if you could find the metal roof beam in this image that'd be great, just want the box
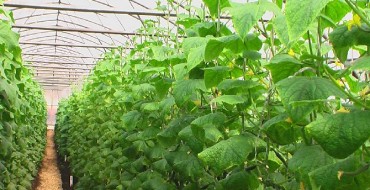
[13,24,181,37]
[20,41,120,49]
[23,53,102,59]
[25,64,93,70]
[24,60,96,65]
[4,2,178,17]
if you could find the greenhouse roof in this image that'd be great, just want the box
[4,0,209,90]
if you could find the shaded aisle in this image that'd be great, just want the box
[36,130,62,190]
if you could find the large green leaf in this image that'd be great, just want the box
[262,113,300,145]
[211,95,246,105]
[288,145,334,185]
[179,126,204,153]
[306,111,370,159]
[204,39,226,62]
[191,113,226,143]
[218,79,259,92]
[202,0,230,17]
[198,134,262,173]
[220,171,260,190]
[322,1,351,29]
[329,25,370,63]
[187,45,205,71]
[265,54,302,83]
[229,3,267,40]
[272,15,289,46]
[276,76,346,121]
[165,151,204,181]
[351,55,370,71]
[121,110,141,131]
[0,21,20,53]
[203,66,229,88]
[309,157,358,190]
[286,0,333,41]
[0,79,18,105]
[173,79,206,106]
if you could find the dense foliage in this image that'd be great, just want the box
[55,0,370,189]
[0,2,47,189]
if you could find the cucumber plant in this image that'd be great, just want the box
[55,0,370,189]
[0,2,48,190]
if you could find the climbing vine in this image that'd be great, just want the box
[56,0,370,189]
[0,2,48,190]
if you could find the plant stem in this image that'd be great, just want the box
[323,66,370,109]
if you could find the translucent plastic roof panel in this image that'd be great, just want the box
[4,0,205,90]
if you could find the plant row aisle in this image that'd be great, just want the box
[0,2,48,190]
[55,0,370,189]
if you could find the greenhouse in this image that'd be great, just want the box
[1,0,370,189]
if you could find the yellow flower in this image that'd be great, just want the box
[288,49,295,57]
[347,14,361,31]
[337,79,345,87]
[228,62,234,69]
[193,99,201,106]
[285,117,293,123]
[246,70,254,76]
[334,60,343,68]
[359,86,369,98]
[336,107,350,113]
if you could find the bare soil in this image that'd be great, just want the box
[34,130,62,190]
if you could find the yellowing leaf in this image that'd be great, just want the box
[288,49,295,57]
[337,171,344,180]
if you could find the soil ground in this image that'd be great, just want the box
[33,130,63,190]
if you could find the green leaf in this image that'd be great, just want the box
[165,151,204,180]
[202,0,230,17]
[273,16,289,46]
[191,113,226,143]
[191,112,227,127]
[121,110,141,131]
[192,123,224,143]
[265,54,302,83]
[306,111,370,159]
[218,34,245,54]
[157,117,193,147]
[187,45,205,71]
[218,79,259,92]
[321,1,351,29]
[351,55,370,71]
[0,21,20,53]
[262,113,299,145]
[203,66,229,88]
[229,3,266,40]
[179,126,204,153]
[182,37,208,56]
[204,39,226,61]
[0,78,18,105]
[276,76,346,121]
[329,25,370,63]
[173,79,206,106]
[211,95,246,105]
[309,157,358,190]
[220,171,260,190]
[198,134,262,173]
[286,0,333,41]
[288,145,335,184]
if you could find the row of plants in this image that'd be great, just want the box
[55,0,370,189]
[0,1,48,189]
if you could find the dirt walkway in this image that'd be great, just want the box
[36,130,62,190]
